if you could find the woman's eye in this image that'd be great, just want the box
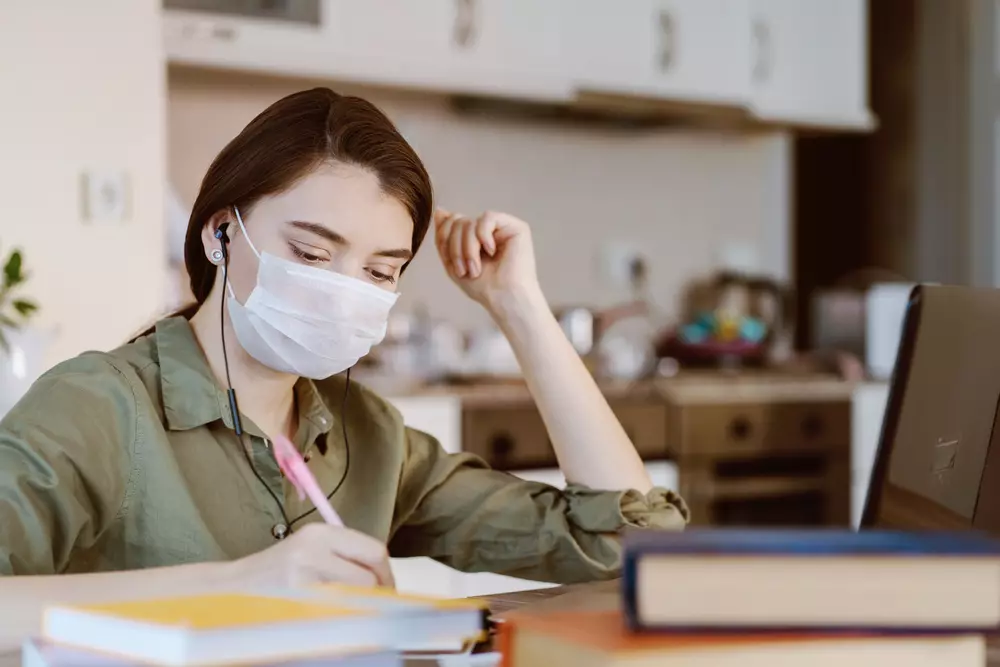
[367,269,396,284]
[289,244,325,265]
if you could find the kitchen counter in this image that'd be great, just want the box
[658,374,857,405]
[386,377,663,407]
[379,370,856,408]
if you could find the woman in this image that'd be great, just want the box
[0,88,687,638]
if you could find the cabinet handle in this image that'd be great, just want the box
[657,9,676,71]
[728,416,753,441]
[801,414,825,439]
[489,432,515,463]
[210,23,238,42]
[752,18,772,84]
[454,0,478,49]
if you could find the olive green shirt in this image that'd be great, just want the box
[0,317,688,581]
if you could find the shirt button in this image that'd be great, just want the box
[271,523,289,540]
[319,417,328,426]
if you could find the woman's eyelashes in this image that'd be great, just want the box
[288,242,327,265]
[366,268,397,285]
[289,241,397,284]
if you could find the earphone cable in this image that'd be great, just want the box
[220,240,293,530]
[217,224,349,535]
[288,368,351,529]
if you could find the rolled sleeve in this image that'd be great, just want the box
[388,427,689,584]
[0,355,136,575]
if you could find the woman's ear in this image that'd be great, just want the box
[201,209,232,264]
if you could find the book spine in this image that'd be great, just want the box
[498,619,516,667]
[627,621,1000,635]
[621,548,640,631]
[623,551,1000,634]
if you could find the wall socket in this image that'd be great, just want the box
[81,169,130,224]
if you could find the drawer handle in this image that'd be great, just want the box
[210,24,238,41]
[657,9,676,71]
[454,0,478,49]
[489,432,515,461]
[751,18,772,84]
[729,417,753,441]
[801,414,825,439]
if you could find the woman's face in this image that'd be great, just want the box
[218,162,414,303]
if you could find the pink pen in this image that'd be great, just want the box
[272,433,344,527]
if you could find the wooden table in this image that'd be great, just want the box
[4,581,998,666]
[476,581,1000,666]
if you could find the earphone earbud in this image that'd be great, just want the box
[211,222,232,265]
[214,222,232,262]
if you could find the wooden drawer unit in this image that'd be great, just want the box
[667,401,851,457]
[660,378,854,528]
[462,400,669,470]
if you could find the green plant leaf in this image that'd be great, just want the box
[12,299,37,317]
[3,250,23,289]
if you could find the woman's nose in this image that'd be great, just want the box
[327,257,366,281]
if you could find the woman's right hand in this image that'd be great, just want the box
[228,523,395,589]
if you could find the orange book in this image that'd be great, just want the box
[498,609,986,667]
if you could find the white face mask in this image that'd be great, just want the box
[225,206,400,379]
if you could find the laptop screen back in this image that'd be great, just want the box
[861,285,1000,532]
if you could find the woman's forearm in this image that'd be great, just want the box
[0,560,235,652]
[489,285,653,493]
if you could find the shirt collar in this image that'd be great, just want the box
[154,317,335,440]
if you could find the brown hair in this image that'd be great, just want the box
[173,87,432,322]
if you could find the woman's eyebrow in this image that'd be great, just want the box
[375,246,413,260]
[286,220,348,245]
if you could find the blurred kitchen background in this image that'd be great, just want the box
[1,0,996,555]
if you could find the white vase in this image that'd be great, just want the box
[0,326,53,418]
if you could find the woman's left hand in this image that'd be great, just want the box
[434,208,541,312]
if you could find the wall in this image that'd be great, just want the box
[0,1,167,368]
[168,68,790,331]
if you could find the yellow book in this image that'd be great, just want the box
[275,583,489,652]
[42,588,488,667]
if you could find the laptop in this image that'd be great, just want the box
[861,284,1000,532]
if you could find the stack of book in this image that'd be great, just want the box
[500,529,1000,666]
[23,584,489,667]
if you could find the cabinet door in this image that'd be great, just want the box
[386,395,462,454]
[748,0,873,129]
[570,0,751,106]
[163,6,335,79]
[331,0,571,101]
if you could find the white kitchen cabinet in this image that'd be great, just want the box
[569,0,752,107]
[748,0,873,129]
[163,6,336,81]
[334,0,571,101]
[385,394,463,454]
[851,382,889,528]
[164,0,571,103]
[164,0,873,132]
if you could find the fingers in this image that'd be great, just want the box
[301,523,395,588]
[300,555,380,588]
[462,223,481,278]
[434,208,499,279]
[448,217,468,277]
[480,210,525,244]
[434,210,461,275]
